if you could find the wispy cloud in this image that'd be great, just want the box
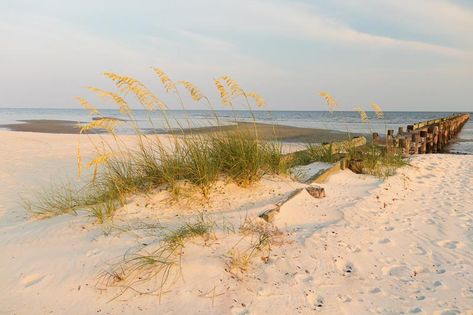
[0,0,471,110]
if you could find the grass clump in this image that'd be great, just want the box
[349,144,407,177]
[227,217,282,278]
[22,182,82,218]
[23,69,288,221]
[211,131,285,186]
[99,214,215,298]
[305,142,338,163]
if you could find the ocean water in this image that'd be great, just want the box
[0,108,472,153]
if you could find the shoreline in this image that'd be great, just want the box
[0,119,363,143]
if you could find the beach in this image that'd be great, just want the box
[0,130,472,314]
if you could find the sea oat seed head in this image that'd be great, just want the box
[215,79,232,106]
[371,103,384,119]
[221,75,243,96]
[153,68,176,93]
[319,91,337,112]
[177,80,204,101]
[355,106,369,122]
[246,92,266,107]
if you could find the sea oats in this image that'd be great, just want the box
[87,87,131,116]
[86,153,112,182]
[246,92,266,107]
[221,75,243,96]
[215,79,232,106]
[355,106,369,122]
[76,97,100,116]
[77,141,82,178]
[319,91,337,112]
[177,80,204,101]
[80,118,122,134]
[103,72,166,111]
[153,67,176,93]
[371,103,384,119]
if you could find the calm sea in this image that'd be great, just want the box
[0,108,472,154]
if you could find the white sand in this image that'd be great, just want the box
[0,131,472,314]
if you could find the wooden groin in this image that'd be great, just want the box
[373,113,470,156]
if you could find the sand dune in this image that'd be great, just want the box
[0,131,472,314]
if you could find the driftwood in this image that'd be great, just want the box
[305,186,326,198]
[283,136,367,166]
[259,186,326,222]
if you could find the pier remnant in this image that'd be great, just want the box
[374,113,469,156]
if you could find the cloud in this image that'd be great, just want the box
[214,0,470,57]
[0,0,471,110]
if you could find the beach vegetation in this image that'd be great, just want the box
[227,217,282,278]
[24,69,288,220]
[98,213,215,299]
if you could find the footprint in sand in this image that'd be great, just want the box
[382,265,412,278]
[461,287,473,298]
[314,297,324,310]
[370,287,381,294]
[378,238,391,244]
[86,248,101,257]
[409,245,427,256]
[21,274,45,288]
[337,294,352,303]
[436,268,446,274]
[437,240,461,249]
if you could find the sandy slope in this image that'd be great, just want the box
[0,131,472,314]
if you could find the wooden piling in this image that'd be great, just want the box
[384,113,469,155]
[420,130,427,154]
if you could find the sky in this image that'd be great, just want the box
[0,0,472,111]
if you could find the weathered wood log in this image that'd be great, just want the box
[283,136,367,166]
[259,186,325,222]
[259,188,303,222]
[348,159,364,174]
[305,186,326,198]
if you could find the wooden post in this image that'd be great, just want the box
[372,132,379,143]
[420,130,427,154]
[405,136,411,156]
[412,133,419,154]
[432,125,439,153]
[398,127,404,136]
[438,124,443,152]
[427,127,434,153]
[387,129,394,153]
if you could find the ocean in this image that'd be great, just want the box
[0,108,472,154]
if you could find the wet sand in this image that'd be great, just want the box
[0,120,86,134]
[0,119,361,143]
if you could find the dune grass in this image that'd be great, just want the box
[227,217,282,277]
[349,144,407,177]
[98,213,215,298]
[24,69,287,220]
